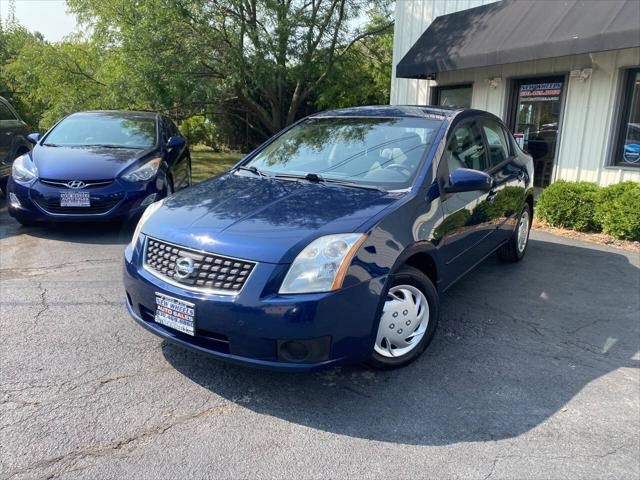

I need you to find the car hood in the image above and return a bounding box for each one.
[142,173,401,263]
[32,145,153,181]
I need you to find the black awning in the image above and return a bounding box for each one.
[396,0,640,79]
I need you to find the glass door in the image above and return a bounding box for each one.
[511,77,565,188]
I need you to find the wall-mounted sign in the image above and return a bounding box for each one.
[519,82,563,102]
[513,133,525,149]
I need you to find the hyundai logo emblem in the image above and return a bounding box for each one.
[66,180,86,189]
[174,257,195,279]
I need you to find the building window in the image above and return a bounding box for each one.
[614,68,640,167]
[432,84,472,108]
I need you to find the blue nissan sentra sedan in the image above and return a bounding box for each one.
[6,110,191,225]
[124,106,534,371]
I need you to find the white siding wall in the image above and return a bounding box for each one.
[392,1,640,185]
[390,0,497,105]
[431,49,640,185]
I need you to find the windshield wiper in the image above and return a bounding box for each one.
[236,165,269,177]
[321,177,386,192]
[88,144,137,149]
[273,172,323,183]
[273,172,385,192]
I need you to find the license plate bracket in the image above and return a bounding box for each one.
[154,292,195,336]
[60,191,91,207]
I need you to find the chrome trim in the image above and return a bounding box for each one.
[40,179,113,188]
[142,236,258,297]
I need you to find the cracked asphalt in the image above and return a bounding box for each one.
[1,195,639,480]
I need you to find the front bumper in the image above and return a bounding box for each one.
[123,237,387,371]
[6,176,165,222]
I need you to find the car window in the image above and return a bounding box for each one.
[44,112,157,148]
[160,118,170,143]
[245,117,442,190]
[0,102,17,121]
[482,120,510,168]
[442,121,488,175]
[168,119,180,138]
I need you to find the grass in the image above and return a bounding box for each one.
[190,150,244,183]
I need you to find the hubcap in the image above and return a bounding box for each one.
[374,285,429,358]
[517,209,530,253]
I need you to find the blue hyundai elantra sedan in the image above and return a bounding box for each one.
[124,106,534,371]
[6,110,191,225]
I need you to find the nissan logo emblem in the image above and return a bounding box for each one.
[174,257,195,279]
[66,180,86,189]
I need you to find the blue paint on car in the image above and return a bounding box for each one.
[123,106,535,371]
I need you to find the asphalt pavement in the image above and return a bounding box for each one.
[1,196,639,480]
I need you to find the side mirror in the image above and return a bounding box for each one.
[166,136,185,149]
[445,168,493,193]
[27,133,41,145]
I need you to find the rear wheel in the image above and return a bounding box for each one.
[369,265,439,369]
[498,205,531,262]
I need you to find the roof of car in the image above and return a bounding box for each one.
[313,105,463,121]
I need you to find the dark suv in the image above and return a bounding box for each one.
[0,96,30,192]
[123,106,534,371]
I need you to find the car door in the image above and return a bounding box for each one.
[480,118,527,242]
[435,118,500,286]
[0,100,24,175]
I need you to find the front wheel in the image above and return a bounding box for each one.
[498,205,531,262]
[369,265,439,369]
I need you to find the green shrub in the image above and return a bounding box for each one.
[536,181,602,232]
[596,182,640,241]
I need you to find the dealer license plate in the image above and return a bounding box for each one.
[154,293,195,336]
[60,191,91,207]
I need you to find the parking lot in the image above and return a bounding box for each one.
[1,195,638,480]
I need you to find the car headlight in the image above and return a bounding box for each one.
[12,154,38,183]
[279,233,366,294]
[121,157,161,182]
[130,199,165,248]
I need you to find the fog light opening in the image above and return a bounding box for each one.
[9,192,21,208]
[140,193,157,207]
[279,341,309,362]
[277,337,331,363]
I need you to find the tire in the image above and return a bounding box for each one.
[369,265,439,369]
[0,177,7,195]
[498,204,531,262]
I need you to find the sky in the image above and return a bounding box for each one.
[1,0,78,42]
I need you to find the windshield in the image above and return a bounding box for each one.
[44,113,157,149]
[245,117,441,190]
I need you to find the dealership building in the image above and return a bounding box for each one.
[391,0,640,188]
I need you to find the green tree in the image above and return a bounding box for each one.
[317,8,393,108]
[67,0,394,136]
